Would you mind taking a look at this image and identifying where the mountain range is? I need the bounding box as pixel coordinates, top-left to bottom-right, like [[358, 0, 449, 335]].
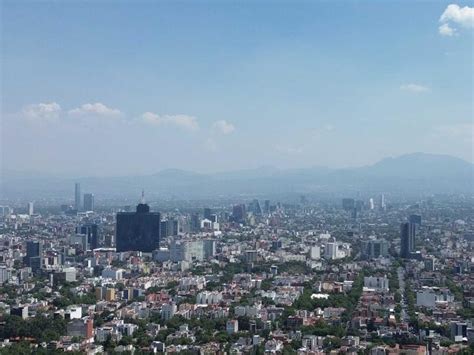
[[1, 153, 472, 200]]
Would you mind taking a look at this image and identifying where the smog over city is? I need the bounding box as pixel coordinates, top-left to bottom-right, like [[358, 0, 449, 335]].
[[0, 1, 473, 354]]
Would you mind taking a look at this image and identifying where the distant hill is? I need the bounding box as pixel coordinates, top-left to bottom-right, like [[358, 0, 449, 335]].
[[1, 153, 472, 199], [363, 153, 472, 178]]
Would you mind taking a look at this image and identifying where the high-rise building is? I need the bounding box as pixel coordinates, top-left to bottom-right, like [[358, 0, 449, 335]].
[[361, 239, 389, 259], [0, 206, 12, 217], [168, 219, 179, 236], [232, 204, 246, 222], [190, 213, 200, 233], [160, 221, 168, 237], [203, 239, 216, 259], [379, 194, 386, 210], [325, 242, 338, 260], [160, 219, 179, 238], [203, 208, 212, 221], [369, 198, 375, 210], [25, 241, 42, 267], [28, 202, 34, 216], [264, 200, 271, 213], [342, 198, 355, 211], [400, 222, 416, 258], [161, 303, 177, 321], [248, 199, 262, 215], [83, 193, 94, 211], [74, 183, 81, 211], [409, 214, 422, 225], [116, 194, 160, 252], [77, 224, 99, 250]]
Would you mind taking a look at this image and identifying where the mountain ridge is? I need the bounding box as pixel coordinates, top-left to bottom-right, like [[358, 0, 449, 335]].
[[1, 153, 472, 199]]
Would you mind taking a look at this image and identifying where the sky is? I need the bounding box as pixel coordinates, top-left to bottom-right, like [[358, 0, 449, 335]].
[[1, 0, 473, 176]]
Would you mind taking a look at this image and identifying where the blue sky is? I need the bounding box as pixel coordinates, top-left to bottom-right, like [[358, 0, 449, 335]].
[[2, 1, 473, 175]]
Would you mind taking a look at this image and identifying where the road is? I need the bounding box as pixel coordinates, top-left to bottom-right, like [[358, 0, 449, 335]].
[[397, 267, 409, 323]]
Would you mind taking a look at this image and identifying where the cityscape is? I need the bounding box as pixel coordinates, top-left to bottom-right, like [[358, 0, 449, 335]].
[[1, 1, 473, 355], [0, 181, 473, 354]]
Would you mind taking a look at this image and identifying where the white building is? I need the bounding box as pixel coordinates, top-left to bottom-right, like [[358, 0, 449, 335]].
[[102, 267, 124, 280], [226, 320, 239, 334], [0, 265, 11, 284], [169, 240, 206, 262], [196, 291, 223, 305], [28, 202, 34, 216], [324, 241, 351, 260], [65, 306, 82, 320], [416, 287, 454, 308], [364, 276, 389, 292], [234, 305, 260, 318], [325, 242, 338, 260], [309, 246, 321, 260], [161, 303, 177, 321]]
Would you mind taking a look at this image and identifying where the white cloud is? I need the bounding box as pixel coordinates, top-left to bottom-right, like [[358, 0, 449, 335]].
[[141, 112, 199, 131], [68, 102, 122, 117], [439, 4, 474, 36], [212, 120, 235, 135], [439, 23, 456, 36], [22, 102, 61, 122], [400, 83, 430, 93]]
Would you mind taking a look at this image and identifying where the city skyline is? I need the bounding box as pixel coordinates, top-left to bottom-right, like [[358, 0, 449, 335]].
[[2, 1, 473, 175], [0, 1, 473, 352]]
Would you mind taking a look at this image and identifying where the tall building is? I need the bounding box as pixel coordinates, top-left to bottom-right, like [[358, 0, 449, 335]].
[[325, 242, 338, 260], [160, 219, 179, 238], [83, 193, 94, 211], [203, 239, 216, 259], [361, 239, 389, 259], [25, 241, 42, 266], [190, 213, 200, 233], [232, 204, 246, 223], [379, 194, 386, 210], [400, 222, 416, 258], [368, 198, 375, 210], [203, 208, 212, 221], [409, 214, 422, 225], [248, 199, 262, 215], [342, 198, 355, 211], [78, 224, 99, 250], [74, 183, 81, 211], [28, 202, 34, 216], [264, 200, 271, 213], [116, 193, 160, 252], [161, 303, 177, 321]]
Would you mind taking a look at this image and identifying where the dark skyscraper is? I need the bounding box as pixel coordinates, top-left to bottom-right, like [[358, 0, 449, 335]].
[[25, 241, 42, 266], [342, 198, 355, 211], [203, 208, 212, 220], [400, 222, 416, 258], [409, 214, 422, 225], [232, 204, 246, 222], [264, 200, 270, 213], [75, 183, 81, 211], [78, 224, 99, 250], [83, 193, 94, 211], [190, 213, 200, 233], [116, 193, 160, 252], [249, 199, 262, 215]]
